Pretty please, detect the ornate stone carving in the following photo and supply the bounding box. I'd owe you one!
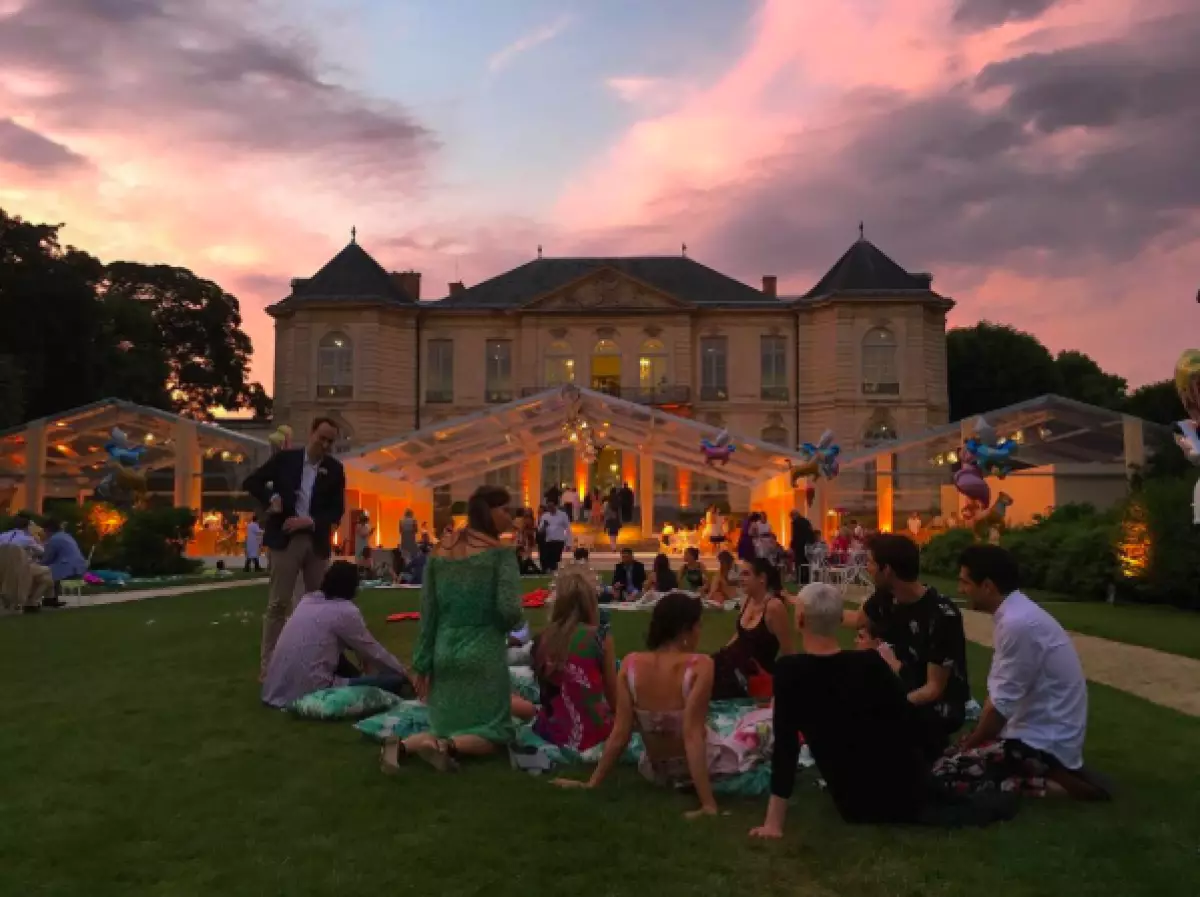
[643,325,663,338]
[595,326,617,339]
[529,269,683,311]
[549,327,568,339]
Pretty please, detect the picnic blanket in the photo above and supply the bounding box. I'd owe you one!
[521,589,550,609]
[386,612,421,623]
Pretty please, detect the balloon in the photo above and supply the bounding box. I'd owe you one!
[97,426,147,504]
[953,462,991,508]
[700,429,736,466]
[791,430,840,485]
[1174,349,1200,425]
[973,492,1013,538]
[1174,420,1200,466]
[268,425,294,453]
[963,416,1017,478]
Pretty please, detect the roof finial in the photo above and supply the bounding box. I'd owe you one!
[350,225,357,244]
[537,244,543,259]
[858,221,864,241]
[682,242,688,258]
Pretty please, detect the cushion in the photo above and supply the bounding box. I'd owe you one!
[354,701,430,741]
[509,665,541,704]
[286,685,401,721]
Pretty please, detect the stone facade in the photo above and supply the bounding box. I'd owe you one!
[268,238,952,515]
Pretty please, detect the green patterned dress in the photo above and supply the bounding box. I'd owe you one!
[413,546,524,743]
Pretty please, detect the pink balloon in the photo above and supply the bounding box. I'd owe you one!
[954,463,992,509]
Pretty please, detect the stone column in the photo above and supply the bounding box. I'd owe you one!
[172,419,202,511]
[876,450,895,533]
[639,451,655,535]
[1122,415,1145,480]
[23,418,47,514]
[573,448,589,499]
[622,451,638,492]
[676,467,690,509]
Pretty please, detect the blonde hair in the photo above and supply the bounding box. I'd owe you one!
[537,567,600,674]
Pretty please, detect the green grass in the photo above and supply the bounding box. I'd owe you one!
[1,583,1198,897]
[922,575,1200,661]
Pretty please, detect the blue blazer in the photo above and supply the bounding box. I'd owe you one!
[243,448,346,559]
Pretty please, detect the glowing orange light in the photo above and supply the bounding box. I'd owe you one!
[89,504,126,537]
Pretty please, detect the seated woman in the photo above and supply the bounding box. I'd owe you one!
[554,592,758,817]
[701,550,739,609]
[710,558,794,700]
[262,561,412,708]
[528,568,617,752]
[380,485,524,773]
[645,553,678,594]
[679,547,707,593]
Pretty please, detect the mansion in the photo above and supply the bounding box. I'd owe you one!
[268,235,953,513]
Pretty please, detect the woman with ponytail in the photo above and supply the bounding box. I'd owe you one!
[530,568,617,752]
[381,485,524,773]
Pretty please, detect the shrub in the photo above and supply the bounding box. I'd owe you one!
[114,507,202,576]
[1121,476,1200,610]
[920,529,976,577]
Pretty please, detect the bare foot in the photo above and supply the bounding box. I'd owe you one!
[415,736,459,773]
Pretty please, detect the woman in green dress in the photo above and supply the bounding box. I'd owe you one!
[381,485,524,772]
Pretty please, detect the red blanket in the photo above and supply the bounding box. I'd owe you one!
[521,588,550,609]
[386,612,420,623]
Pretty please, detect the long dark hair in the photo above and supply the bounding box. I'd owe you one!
[751,556,784,595]
[646,591,703,649]
[467,485,510,538]
[653,553,672,578]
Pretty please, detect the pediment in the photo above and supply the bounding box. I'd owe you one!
[523,267,689,311]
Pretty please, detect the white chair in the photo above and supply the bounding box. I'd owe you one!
[60,545,96,607]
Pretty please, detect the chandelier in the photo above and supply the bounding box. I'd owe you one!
[561,386,605,463]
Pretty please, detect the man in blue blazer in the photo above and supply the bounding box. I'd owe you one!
[244,417,346,675]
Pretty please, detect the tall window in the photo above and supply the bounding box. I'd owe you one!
[317,331,353,399]
[692,472,728,507]
[542,447,574,497]
[544,340,576,387]
[485,339,513,403]
[426,339,453,403]
[862,327,899,394]
[591,338,621,396]
[760,335,788,400]
[484,463,520,494]
[639,339,669,392]
[700,336,728,401]
[761,425,789,447]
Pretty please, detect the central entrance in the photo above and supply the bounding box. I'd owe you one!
[592,446,624,495]
[591,339,621,396]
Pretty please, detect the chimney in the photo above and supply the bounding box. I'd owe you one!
[762,275,777,298]
[391,271,421,302]
[448,281,465,297]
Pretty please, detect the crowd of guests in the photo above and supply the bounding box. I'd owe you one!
[254,473,1109,834]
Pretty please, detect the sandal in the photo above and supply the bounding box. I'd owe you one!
[415,737,460,773]
[380,737,406,775]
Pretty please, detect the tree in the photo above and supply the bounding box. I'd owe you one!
[1054,350,1127,410]
[947,322,1062,420]
[1124,380,1184,425]
[0,354,25,428]
[102,262,266,419]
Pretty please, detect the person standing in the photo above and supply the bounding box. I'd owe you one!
[789,510,816,585]
[243,417,346,677]
[244,515,263,573]
[399,509,418,560]
[538,498,572,572]
[354,513,373,566]
[619,481,635,524]
[561,484,579,522]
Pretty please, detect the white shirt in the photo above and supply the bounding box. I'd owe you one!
[561,489,578,509]
[908,515,922,535]
[245,522,263,558]
[0,528,41,558]
[539,509,573,545]
[294,457,321,518]
[989,590,1088,769]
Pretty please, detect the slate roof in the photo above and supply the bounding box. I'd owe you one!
[430,256,781,309]
[269,241,411,313]
[801,238,943,302]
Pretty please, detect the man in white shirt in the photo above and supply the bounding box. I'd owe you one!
[537,499,572,572]
[0,515,54,609]
[934,544,1110,801]
[244,515,264,573]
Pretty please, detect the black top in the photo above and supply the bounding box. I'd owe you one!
[862,586,969,732]
[242,449,347,559]
[654,568,679,592]
[736,598,783,674]
[771,651,933,824]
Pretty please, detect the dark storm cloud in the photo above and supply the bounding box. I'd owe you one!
[0,118,88,172]
[697,11,1200,291]
[0,0,434,177]
[952,0,1061,31]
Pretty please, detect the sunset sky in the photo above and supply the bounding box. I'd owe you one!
[0,0,1193,390]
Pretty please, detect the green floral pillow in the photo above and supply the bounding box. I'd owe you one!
[354,701,430,742]
[286,685,401,721]
[509,666,541,704]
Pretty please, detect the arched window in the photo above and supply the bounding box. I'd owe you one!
[544,340,576,386]
[638,338,668,393]
[591,338,621,396]
[317,331,353,399]
[761,425,789,447]
[861,327,898,395]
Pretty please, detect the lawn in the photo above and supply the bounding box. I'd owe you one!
[922,575,1200,661]
[1,584,1198,897]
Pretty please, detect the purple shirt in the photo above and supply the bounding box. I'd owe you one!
[261,592,406,708]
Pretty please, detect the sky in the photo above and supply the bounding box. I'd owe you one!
[0,0,1193,391]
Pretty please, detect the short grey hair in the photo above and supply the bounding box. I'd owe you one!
[798,582,843,637]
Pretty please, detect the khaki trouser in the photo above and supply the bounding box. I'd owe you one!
[29,564,53,605]
[261,534,327,676]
